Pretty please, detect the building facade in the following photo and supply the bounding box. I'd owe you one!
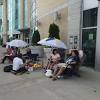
[36,0,81,48]
[1,0,31,43]
[1,0,100,70]
[8,0,31,42]
[0,5,3,33]
[81,0,98,68]
[36,0,100,70]
[36,0,68,45]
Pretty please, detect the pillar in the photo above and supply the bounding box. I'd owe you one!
[2,0,8,44]
[19,0,24,40]
[95,1,100,71]
[27,0,31,27]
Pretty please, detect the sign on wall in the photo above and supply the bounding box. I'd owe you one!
[68,34,79,49]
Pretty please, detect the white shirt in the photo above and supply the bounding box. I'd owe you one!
[13,57,23,71]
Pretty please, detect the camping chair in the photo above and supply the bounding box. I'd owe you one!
[29,54,39,63]
[63,50,85,77]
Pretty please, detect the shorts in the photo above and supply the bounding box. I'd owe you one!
[57,63,67,68]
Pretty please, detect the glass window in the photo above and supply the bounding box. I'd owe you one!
[83,8,98,27]
[24,0,28,28]
[15,0,18,29]
[82,28,97,67]
[82,28,96,49]
[0,19,2,32]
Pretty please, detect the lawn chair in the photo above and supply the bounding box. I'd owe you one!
[63,50,85,77]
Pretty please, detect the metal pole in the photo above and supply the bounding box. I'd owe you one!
[79,0,83,49]
[30,0,37,45]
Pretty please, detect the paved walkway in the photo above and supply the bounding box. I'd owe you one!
[0,47,100,100]
[0,65,100,100]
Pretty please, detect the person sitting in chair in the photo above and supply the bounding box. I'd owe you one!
[46,49,61,70]
[52,50,80,80]
[1,46,13,63]
[23,48,32,59]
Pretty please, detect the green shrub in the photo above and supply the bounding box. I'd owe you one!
[48,23,60,39]
[32,29,40,45]
[0,36,3,45]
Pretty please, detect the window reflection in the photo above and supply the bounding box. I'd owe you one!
[83,8,98,27]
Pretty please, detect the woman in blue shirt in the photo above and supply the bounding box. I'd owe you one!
[52,50,80,80]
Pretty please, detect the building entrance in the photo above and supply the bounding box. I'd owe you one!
[82,28,96,68]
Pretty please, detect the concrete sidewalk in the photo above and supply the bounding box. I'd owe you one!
[0,65,100,100]
[0,47,100,100]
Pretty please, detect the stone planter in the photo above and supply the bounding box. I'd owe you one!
[43,47,52,59]
[43,48,52,66]
[29,46,44,57]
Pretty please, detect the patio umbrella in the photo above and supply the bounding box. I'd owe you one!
[6,42,10,48]
[38,38,68,49]
[9,39,28,47]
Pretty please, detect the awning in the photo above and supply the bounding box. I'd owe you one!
[18,28,31,34]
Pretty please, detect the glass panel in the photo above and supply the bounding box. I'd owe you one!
[82,28,96,67]
[83,8,98,27]
[15,0,18,29]
[24,0,28,28]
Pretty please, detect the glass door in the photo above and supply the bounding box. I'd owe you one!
[82,28,96,68]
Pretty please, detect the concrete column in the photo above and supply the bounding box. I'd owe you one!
[95,1,100,71]
[19,0,24,28]
[27,0,31,27]
[19,0,24,40]
[2,0,8,44]
[67,0,81,49]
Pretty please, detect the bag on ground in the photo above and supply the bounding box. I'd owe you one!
[3,65,13,72]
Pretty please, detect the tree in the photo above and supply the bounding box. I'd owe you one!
[0,36,3,45]
[32,29,40,45]
[48,23,60,39]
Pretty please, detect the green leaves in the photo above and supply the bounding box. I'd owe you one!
[48,23,60,39]
[32,30,40,45]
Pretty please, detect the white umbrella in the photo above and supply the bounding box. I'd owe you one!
[9,39,28,47]
[12,30,20,34]
[6,42,10,48]
[38,38,68,49]
[38,38,48,45]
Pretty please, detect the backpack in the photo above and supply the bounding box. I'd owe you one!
[3,65,13,72]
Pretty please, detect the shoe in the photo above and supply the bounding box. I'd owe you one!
[52,76,58,81]
[11,70,17,75]
[49,76,53,78]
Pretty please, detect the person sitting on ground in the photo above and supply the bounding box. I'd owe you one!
[23,48,32,59]
[11,53,27,74]
[25,60,33,72]
[52,50,80,80]
[1,45,13,63]
[46,49,61,70]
